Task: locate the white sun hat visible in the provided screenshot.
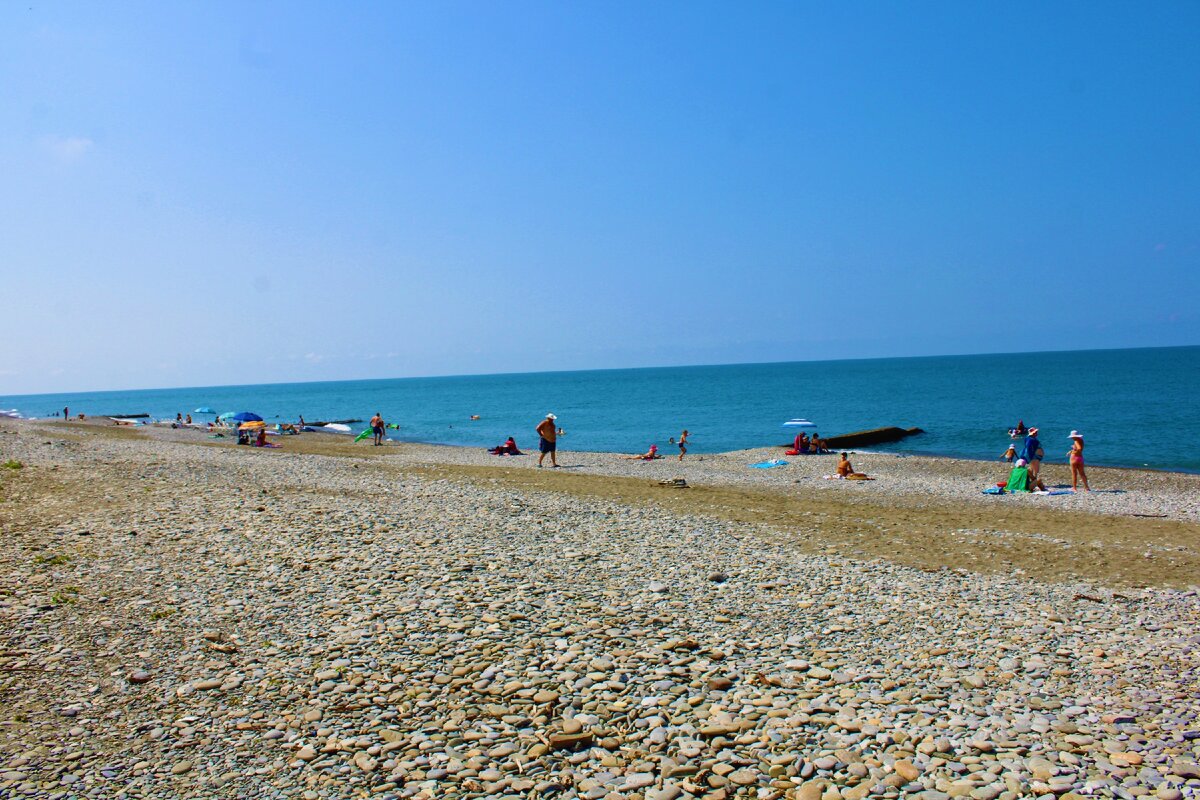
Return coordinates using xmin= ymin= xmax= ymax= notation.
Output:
xmin=1068 ymin=430 xmax=1083 ymax=438
xmin=546 ymin=413 xmax=557 ymax=420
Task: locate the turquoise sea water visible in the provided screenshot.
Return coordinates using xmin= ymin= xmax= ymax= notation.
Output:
xmin=3 ymin=346 xmax=1198 ymax=472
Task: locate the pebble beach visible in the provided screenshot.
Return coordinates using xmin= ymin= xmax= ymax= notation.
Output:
xmin=2 ymin=418 xmax=1200 ymax=800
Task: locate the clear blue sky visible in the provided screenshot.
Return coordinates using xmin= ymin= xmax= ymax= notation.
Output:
xmin=3 ymin=2 xmax=1198 ymax=394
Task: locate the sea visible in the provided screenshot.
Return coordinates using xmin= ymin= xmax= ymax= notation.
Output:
xmin=3 ymin=346 xmax=1197 ymax=473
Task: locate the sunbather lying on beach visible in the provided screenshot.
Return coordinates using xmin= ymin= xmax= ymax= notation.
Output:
xmin=623 ymin=444 xmax=662 ymax=460
xmin=488 ymin=437 xmax=522 ymax=455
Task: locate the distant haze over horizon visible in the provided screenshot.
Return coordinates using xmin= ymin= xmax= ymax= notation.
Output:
xmin=3 ymin=3 xmax=1197 ymax=396
xmin=4 ymin=344 xmax=1196 ymax=399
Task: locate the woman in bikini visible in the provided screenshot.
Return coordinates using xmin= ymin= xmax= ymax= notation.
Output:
xmin=1067 ymin=431 xmax=1089 ymax=492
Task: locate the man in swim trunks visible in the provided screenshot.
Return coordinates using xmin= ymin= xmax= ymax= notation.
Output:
xmin=536 ymin=413 xmax=558 ymax=468
xmin=1022 ymin=427 xmax=1043 ymax=478
xmin=678 ymin=429 xmax=689 ymax=461
xmin=370 ymin=412 xmax=385 ymax=446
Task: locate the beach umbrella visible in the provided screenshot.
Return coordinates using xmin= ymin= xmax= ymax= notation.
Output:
xmin=229 ymin=411 xmax=263 ymax=422
xmin=194 ymin=407 xmax=215 ymax=414
xmin=782 ymin=418 xmax=817 ymax=427
xmin=238 ymin=421 xmax=266 ymax=430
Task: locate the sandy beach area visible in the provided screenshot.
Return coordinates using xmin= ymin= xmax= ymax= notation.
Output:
xmin=2 ymin=417 xmax=1199 ymax=799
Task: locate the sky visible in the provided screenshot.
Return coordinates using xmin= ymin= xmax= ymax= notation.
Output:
xmin=2 ymin=1 xmax=1198 ymax=394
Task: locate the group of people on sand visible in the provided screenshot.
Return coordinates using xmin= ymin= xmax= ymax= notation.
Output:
xmin=785 ymin=431 xmax=828 ymax=456
xmin=495 ymin=417 xmax=693 ymax=467
xmin=629 ymin=429 xmax=690 ymax=462
xmin=1001 ymin=422 xmax=1090 ymax=492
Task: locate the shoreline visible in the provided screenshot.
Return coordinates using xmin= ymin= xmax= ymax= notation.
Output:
xmin=27 ymin=414 xmax=1200 ymax=477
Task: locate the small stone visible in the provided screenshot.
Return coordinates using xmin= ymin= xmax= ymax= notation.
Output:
xmin=171 ymin=761 xmax=192 ymax=775
xmin=796 ymin=780 xmax=826 ymax=800
xmin=649 ymin=581 xmax=669 ymax=593
xmin=128 ymin=670 xmax=151 ymax=684
xmin=295 ymin=746 xmax=316 ymax=761
xmin=728 ymin=769 xmax=757 ymax=786
xmin=193 ymin=679 xmax=222 ymax=691
xmin=549 ymin=731 xmax=593 ymax=750
xmin=649 ymin=786 xmax=683 ymax=800
xmin=894 ymin=760 xmax=921 ymax=782
xmin=625 ymin=773 xmax=655 ymax=789
xmin=708 ymin=676 xmax=734 ymax=690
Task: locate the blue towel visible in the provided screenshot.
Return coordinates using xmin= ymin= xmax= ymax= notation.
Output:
xmin=981 ymin=486 xmax=1004 ymax=495
xmin=749 ymin=459 xmax=789 ymax=469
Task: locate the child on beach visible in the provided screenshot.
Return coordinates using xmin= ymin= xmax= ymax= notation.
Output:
xmin=678 ymin=430 xmax=689 ymax=461
xmin=1001 ymin=442 xmax=1016 ymax=462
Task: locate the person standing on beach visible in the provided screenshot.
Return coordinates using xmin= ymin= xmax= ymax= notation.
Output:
xmin=678 ymin=429 xmax=689 ymax=461
xmin=63 ymin=406 xmax=68 ymax=421
xmin=370 ymin=412 xmax=385 ymax=446
xmin=1067 ymin=431 xmax=1090 ymax=492
xmin=536 ymin=413 xmax=558 ymax=468
xmin=1022 ymin=427 xmax=1044 ymax=478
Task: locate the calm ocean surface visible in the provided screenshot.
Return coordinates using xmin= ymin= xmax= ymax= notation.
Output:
xmin=3 ymin=346 xmax=1197 ymax=472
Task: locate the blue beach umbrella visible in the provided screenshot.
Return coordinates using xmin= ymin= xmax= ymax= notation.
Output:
xmin=229 ymin=411 xmax=263 ymax=422
xmin=782 ymin=418 xmax=817 ymax=427
xmin=194 ymin=407 xmax=215 ymax=414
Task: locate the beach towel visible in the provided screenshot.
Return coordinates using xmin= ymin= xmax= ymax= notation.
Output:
xmin=749 ymin=459 xmax=789 ymax=469
xmin=981 ymin=486 xmax=1004 ymax=495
